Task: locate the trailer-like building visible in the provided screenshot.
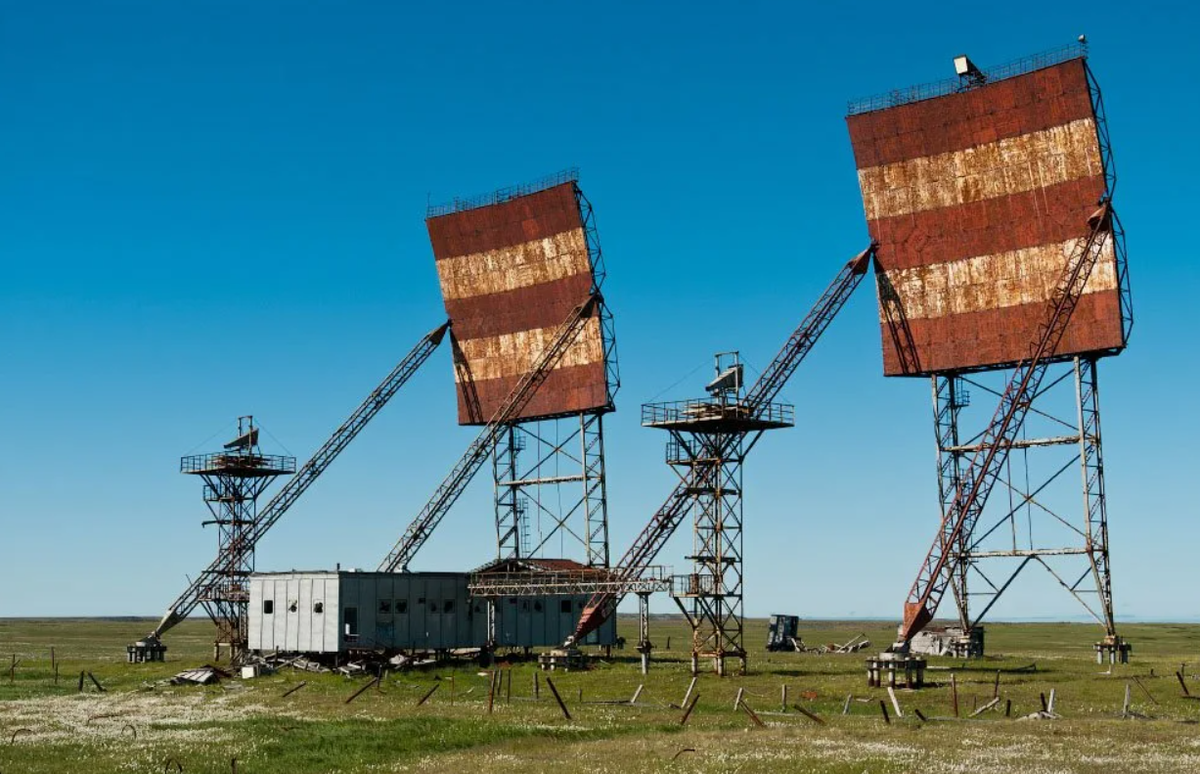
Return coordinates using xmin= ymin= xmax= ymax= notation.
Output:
xmin=247 ymin=562 xmax=617 ymax=655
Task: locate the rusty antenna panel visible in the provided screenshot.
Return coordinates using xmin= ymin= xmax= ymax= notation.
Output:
xmin=846 ymin=42 xmax=1131 ymax=377
xmin=426 ymin=169 xmax=618 ymax=424
xmin=848 ymin=44 xmax=1134 ymax=668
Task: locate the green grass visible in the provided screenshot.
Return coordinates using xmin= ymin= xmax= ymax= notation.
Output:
xmin=2 ymin=617 xmax=1199 ymax=773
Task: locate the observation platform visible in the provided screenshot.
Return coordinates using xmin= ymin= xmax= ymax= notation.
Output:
xmin=180 ymin=452 xmax=296 ymax=477
xmin=468 ymin=558 xmax=671 ymax=597
xmin=641 ymin=399 xmax=794 ymax=433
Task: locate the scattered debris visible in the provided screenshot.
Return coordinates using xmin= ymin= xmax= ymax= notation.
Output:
xmin=344 ymin=676 xmax=381 ymax=704
xmin=910 ymin=626 xmax=984 ymax=658
xmin=171 ymin=665 xmax=231 ymax=686
xmin=538 ymin=648 xmax=583 ymax=671
xmin=679 ymin=693 xmax=700 ymax=726
xmin=969 ymin=697 xmax=1001 ymax=717
xmin=415 ymin=682 xmax=440 ymax=706
xmin=739 ymin=698 xmax=766 ymax=727
xmin=792 ymin=703 xmax=825 ymax=724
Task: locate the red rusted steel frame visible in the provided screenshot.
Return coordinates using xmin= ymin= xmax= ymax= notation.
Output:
xmin=898 ymin=204 xmax=1114 ymax=642
xmin=569 ymin=249 xmax=873 ymax=644
xmin=379 ymin=295 xmax=600 ymax=572
xmin=148 ymin=322 xmax=450 ymax=642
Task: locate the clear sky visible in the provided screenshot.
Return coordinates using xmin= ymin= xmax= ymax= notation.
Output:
xmin=2 ymin=1 xmax=1196 ymax=627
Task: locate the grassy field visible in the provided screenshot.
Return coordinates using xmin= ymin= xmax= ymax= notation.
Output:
xmin=2 ymin=617 xmax=1199 ymax=773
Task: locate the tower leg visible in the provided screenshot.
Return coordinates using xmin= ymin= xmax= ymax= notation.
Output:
xmin=933 ymin=374 xmax=971 ymax=634
xmin=1077 ymin=357 xmax=1128 ymax=661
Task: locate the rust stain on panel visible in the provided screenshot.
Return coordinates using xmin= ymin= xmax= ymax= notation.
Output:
xmin=879 ymin=293 xmax=1125 ymax=376
xmin=427 ymin=183 xmax=583 ymax=259
xmin=847 ymin=60 xmax=1094 ymax=169
xmin=445 ymin=274 xmax=595 ymax=342
xmin=455 ymin=363 xmax=610 ymax=422
xmin=868 ymin=176 xmax=1106 ymax=270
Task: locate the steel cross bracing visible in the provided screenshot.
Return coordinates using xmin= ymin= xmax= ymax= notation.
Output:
xmin=185 ymin=419 xmax=294 ymax=662
xmin=494 ymin=412 xmax=610 ymax=566
xmin=666 ymin=422 xmax=751 ymax=676
xmin=468 ymin=566 xmax=670 ymax=597
xmin=379 ymin=294 xmax=602 ymax=573
xmin=568 ymin=246 xmax=874 ymax=645
xmin=897 ymin=204 xmax=1116 ymax=644
xmin=932 ymin=357 xmax=1117 ymax=639
xmin=146 ymin=322 xmax=449 ymax=643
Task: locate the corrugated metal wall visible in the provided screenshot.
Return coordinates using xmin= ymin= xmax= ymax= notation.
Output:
xmin=249 ymin=572 xmax=616 ymax=654
xmin=846 ymin=58 xmax=1126 ymax=375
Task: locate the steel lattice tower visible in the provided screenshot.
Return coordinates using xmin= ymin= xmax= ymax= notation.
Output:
xmin=644 ymin=353 xmax=793 ymax=676
xmin=932 ymin=356 xmax=1124 ymax=660
xmin=181 ymin=416 xmax=294 ymax=662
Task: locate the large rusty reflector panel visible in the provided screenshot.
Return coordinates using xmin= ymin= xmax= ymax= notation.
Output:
xmin=846 ymin=57 xmax=1127 ymax=376
xmin=427 ymin=180 xmax=609 ymax=424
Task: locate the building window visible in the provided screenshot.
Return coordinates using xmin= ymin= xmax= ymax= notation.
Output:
xmin=443 ymin=600 xmax=455 ymax=613
xmin=263 ymin=600 xmax=274 ymax=615
xmin=534 ymin=601 xmax=543 ymax=612
xmin=560 ymin=600 xmax=572 ymax=614
xmin=396 ymin=600 xmax=408 ymax=614
xmin=313 ymin=601 xmax=324 ymax=614
xmin=344 ymin=607 xmax=358 ymax=639
xmin=379 ymin=599 xmax=392 ymax=614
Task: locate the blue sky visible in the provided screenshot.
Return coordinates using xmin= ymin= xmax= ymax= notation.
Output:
xmin=1 ymin=2 xmax=1196 ymax=627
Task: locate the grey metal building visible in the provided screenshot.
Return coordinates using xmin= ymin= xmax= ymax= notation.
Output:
xmin=248 ymin=568 xmax=616 ymax=655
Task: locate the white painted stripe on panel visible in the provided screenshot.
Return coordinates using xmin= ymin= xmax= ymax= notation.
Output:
xmin=859 ymin=118 xmax=1102 ymax=220
xmin=878 ymin=237 xmax=1117 ymax=322
xmin=436 ymin=228 xmax=590 ymax=301
xmin=453 ymin=317 xmax=604 ymax=383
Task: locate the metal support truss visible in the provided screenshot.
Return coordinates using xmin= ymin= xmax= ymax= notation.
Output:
xmin=927 ymin=357 xmax=1119 ymax=649
xmin=933 ymin=375 xmax=970 ymax=629
xmin=897 ymin=204 xmax=1114 ymax=644
xmin=667 ymin=420 xmax=750 ymax=677
xmin=380 ymin=295 xmax=602 ymax=572
xmin=493 ymin=411 xmax=610 ymax=567
xmin=144 ymin=323 xmax=448 ymax=651
xmin=469 ymin=567 xmax=669 ymax=598
xmin=182 ymin=417 xmax=295 ymax=662
xmin=567 ymin=247 xmax=873 ymax=649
